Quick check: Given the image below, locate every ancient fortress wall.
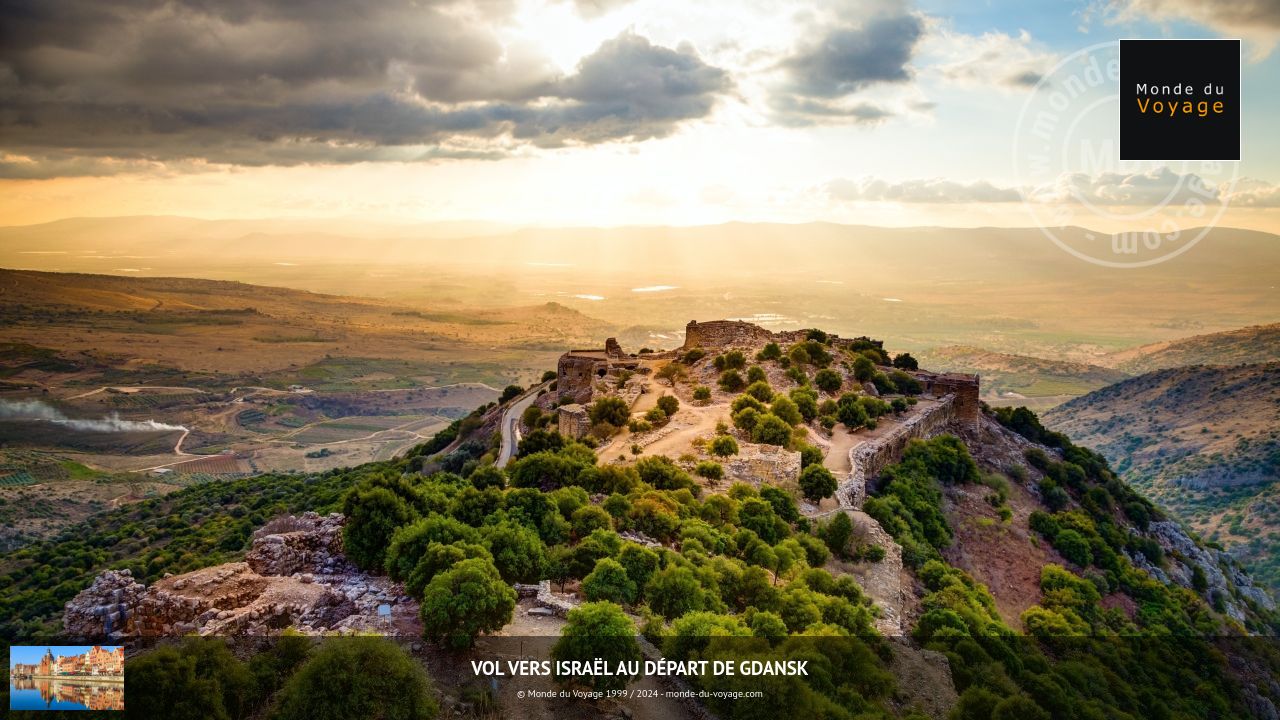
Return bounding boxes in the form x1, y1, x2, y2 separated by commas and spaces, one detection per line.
681, 320, 778, 350
836, 395, 958, 508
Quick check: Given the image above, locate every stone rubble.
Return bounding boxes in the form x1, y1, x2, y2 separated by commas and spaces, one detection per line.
64, 512, 417, 638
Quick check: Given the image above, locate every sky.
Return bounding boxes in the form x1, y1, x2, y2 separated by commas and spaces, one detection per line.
9, 646, 120, 667
2, 0, 1280, 231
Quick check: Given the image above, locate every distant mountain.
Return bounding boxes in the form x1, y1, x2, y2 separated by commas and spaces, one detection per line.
1045, 363, 1280, 593
919, 345, 1130, 409
1102, 323, 1280, 374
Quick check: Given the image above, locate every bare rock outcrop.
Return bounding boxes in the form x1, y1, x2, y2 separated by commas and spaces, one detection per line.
245, 512, 346, 576
64, 512, 417, 638
63, 569, 147, 640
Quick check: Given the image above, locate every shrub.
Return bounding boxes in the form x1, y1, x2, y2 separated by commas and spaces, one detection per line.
693, 385, 711, 401
656, 395, 680, 416
419, 558, 516, 649
770, 395, 803, 426
695, 461, 724, 481
635, 455, 696, 491
853, 356, 875, 382
892, 353, 918, 371
718, 370, 746, 392
745, 380, 775, 402
751, 413, 793, 446
710, 435, 739, 457
1053, 529, 1093, 567
758, 342, 782, 361
500, 385, 524, 403
269, 638, 439, 720
799, 464, 838, 502
644, 407, 668, 424
821, 512, 853, 557
128, 639, 257, 720
405, 542, 492, 599
747, 365, 768, 384
589, 397, 631, 427
552, 602, 642, 692
582, 558, 637, 604
814, 369, 843, 393
343, 487, 418, 573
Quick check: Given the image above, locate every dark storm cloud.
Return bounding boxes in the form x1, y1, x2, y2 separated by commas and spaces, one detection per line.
772, 9, 923, 124
782, 15, 923, 97
0, 1, 730, 177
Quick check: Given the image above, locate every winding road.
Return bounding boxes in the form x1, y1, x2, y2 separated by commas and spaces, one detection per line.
496, 382, 550, 468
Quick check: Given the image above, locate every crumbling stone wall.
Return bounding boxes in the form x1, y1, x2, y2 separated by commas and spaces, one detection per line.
64, 512, 415, 638
914, 372, 980, 427
837, 397, 958, 507
682, 320, 777, 350
556, 337, 639, 403
722, 443, 802, 493
556, 404, 590, 440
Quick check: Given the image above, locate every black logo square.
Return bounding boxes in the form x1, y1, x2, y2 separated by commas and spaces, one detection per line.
1120, 39, 1240, 161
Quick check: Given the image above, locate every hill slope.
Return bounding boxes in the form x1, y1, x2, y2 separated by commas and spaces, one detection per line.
919, 346, 1130, 409
1045, 363, 1280, 592
1103, 323, 1280, 373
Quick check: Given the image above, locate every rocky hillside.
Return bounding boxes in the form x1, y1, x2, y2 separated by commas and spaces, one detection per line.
919, 346, 1129, 408
1045, 363, 1280, 594
1104, 322, 1280, 374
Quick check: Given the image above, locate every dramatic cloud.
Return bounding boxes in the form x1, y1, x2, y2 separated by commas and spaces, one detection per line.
771, 7, 924, 124
0, 1, 730, 177
826, 177, 1021, 203
1091, 0, 1280, 56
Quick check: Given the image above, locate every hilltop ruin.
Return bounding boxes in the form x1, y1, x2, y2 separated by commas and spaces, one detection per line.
554, 319, 979, 428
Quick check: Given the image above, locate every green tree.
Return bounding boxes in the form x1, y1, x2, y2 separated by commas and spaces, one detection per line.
758, 342, 782, 361
656, 394, 680, 416
718, 369, 746, 392
128, 639, 257, 720
695, 460, 724, 481
483, 521, 547, 583
582, 557, 638, 604
571, 504, 613, 538
500, 385, 524, 403
710, 434, 739, 457
342, 486, 417, 573
745, 380, 775, 402
814, 369, 843, 394
589, 397, 631, 427
552, 602, 642, 692
468, 464, 506, 491
853, 356, 875, 382
1052, 529, 1093, 567
647, 565, 711, 619
419, 558, 516, 649
892, 353, 919, 370
770, 395, 803, 426
821, 512, 854, 557
799, 464, 838, 502
406, 542, 493, 599
751, 413, 793, 446
385, 514, 481, 581
269, 638, 439, 720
